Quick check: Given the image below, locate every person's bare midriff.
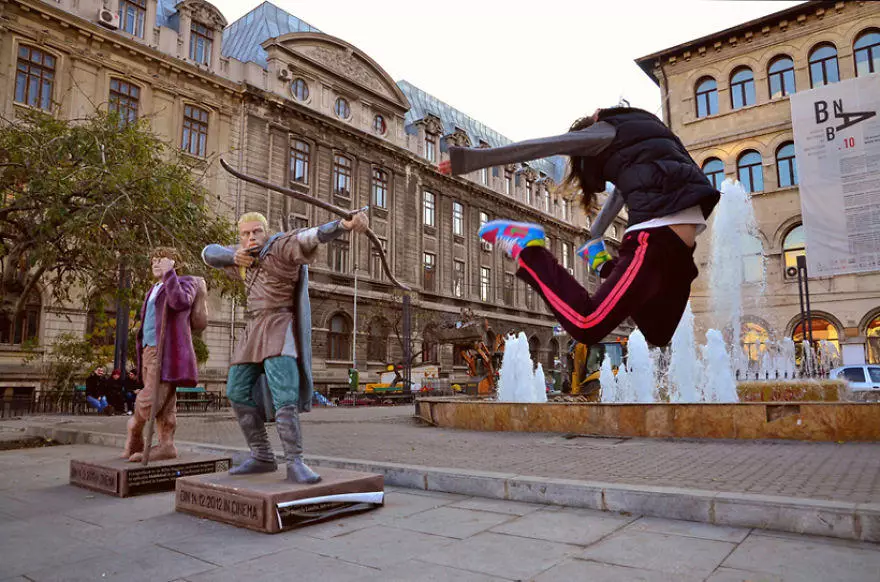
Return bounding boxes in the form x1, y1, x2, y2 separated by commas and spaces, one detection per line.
669, 223, 697, 248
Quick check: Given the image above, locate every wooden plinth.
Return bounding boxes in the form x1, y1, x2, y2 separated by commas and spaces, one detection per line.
69, 454, 231, 497
175, 467, 384, 533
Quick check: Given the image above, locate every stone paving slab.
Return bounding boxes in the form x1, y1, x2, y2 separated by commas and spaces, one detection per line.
1, 444, 880, 581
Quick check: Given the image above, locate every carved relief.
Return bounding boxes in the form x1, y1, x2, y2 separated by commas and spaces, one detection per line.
445, 127, 471, 147
293, 44, 392, 100
176, 0, 228, 29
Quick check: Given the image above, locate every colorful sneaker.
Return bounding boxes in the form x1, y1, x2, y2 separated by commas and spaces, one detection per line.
577, 238, 612, 273
479, 220, 545, 259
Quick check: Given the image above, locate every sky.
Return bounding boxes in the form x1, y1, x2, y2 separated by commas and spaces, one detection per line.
210, 0, 804, 141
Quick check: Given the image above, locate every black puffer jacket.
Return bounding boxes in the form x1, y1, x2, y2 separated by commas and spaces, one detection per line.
596, 108, 720, 225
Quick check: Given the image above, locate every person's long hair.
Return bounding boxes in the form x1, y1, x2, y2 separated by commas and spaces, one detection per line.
562, 115, 605, 213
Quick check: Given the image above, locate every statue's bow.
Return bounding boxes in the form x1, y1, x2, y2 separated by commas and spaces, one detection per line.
220, 158, 410, 291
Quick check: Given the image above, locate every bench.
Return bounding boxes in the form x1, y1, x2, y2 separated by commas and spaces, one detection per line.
175, 386, 215, 412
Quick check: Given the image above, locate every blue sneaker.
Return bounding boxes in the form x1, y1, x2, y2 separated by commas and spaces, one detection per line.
577, 238, 612, 273
478, 220, 545, 259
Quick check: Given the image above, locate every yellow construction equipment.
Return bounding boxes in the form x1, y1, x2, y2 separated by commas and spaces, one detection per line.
570, 340, 626, 400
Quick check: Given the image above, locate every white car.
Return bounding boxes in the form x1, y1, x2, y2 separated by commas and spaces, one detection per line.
829, 365, 880, 398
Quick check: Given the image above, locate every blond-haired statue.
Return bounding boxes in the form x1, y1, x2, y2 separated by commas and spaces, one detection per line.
203, 211, 367, 483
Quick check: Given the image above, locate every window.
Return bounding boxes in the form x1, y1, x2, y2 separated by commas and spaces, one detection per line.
480, 267, 491, 302
108, 78, 139, 126
367, 319, 388, 362
742, 235, 763, 284
423, 252, 436, 292
423, 191, 436, 227
503, 273, 514, 305
525, 180, 533, 205
290, 140, 310, 185
702, 158, 725, 189
328, 314, 351, 360
809, 44, 839, 87
372, 168, 388, 208
525, 285, 535, 310
504, 171, 512, 195
182, 105, 209, 157
452, 201, 464, 236
854, 29, 880, 77
372, 237, 387, 281
783, 225, 806, 278
871, 367, 880, 383
730, 67, 756, 109
868, 316, 880, 364
737, 150, 763, 193
329, 236, 349, 273
189, 22, 213, 66
14, 46, 55, 111
453, 260, 465, 297
543, 191, 550, 213
741, 321, 769, 366
562, 199, 571, 221
0, 291, 41, 345
793, 317, 839, 364
118, 0, 146, 37
479, 211, 491, 251
841, 367, 866, 383
291, 78, 309, 101
373, 115, 386, 135
768, 56, 796, 98
776, 143, 798, 188
334, 97, 351, 119
695, 77, 718, 118
333, 155, 352, 197
562, 242, 571, 271
425, 133, 437, 163
422, 327, 438, 363
480, 167, 489, 185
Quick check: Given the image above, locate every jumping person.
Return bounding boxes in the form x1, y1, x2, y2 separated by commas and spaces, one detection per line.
439, 106, 720, 347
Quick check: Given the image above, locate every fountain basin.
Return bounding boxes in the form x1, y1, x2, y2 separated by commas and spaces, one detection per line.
736, 380, 844, 402
416, 397, 880, 442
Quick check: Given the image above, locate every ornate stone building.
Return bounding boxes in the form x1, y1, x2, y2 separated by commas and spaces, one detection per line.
1, 0, 626, 395
636, 0, 880, 366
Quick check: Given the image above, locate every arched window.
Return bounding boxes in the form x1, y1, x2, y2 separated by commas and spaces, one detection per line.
0, 290, 41, 345
783, 225, 806, 278
421, 326, 438, 363
737, 150, 763, 193
695, 77, 718, 118
854, 29, 880, 77
373, 115, 386, 135
776, 142, 798, 188
809, 44, 839, 87
742, 235, 764, 284
528, 336, 540, 367
702, 158, 725, 189
867, 314, 880, 364
291, 78, 309, 101
741, 321, 770, 367
328, 314, 351, 361
334, 97, 351, 119
367, 318, 388, 362
792, 317, 840, 365
768, 56, 796, 98
547, 337, 560, 370
730, 67, 756, 109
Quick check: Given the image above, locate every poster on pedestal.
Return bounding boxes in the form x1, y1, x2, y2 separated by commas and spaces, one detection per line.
790, 74, 880, 277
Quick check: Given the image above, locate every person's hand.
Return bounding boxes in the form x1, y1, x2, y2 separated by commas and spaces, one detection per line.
134, 389, 141, 395
342, 211, 369, 233
233, 247, 257, 268
438, 160, 452, 175
156, 257, 175, 276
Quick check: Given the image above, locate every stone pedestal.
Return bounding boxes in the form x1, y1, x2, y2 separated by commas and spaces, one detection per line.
69, 454, 231, 497
175, 467, 384, 533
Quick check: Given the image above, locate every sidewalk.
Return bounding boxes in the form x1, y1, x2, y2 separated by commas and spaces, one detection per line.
3, 408, 880, 542
2, 443, 879, 581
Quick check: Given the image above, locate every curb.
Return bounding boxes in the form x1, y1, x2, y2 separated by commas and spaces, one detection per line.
25, 425, 880, 543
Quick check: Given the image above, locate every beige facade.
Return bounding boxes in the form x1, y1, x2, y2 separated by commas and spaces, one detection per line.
637, 0, 880, 366
0, 0, 626, 395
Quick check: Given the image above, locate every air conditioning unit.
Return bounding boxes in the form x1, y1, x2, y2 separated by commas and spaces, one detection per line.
97, 8, 119, 29
277, 68, 291, 81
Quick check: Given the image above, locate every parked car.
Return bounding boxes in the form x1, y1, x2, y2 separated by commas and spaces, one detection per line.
829, 365, 880, 399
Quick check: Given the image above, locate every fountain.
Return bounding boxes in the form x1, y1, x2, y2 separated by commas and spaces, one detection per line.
416, 181, 880, 441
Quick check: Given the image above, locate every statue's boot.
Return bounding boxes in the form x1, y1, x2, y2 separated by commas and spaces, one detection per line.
229, 403, 277, 475
275, 405, 321, 484
121, 412, 145, 459
148, 416, 178, 461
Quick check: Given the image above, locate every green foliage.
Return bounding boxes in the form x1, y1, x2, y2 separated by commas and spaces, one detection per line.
24, 332, 112, 393
192, 334, 210, 366
0, 109, 240, 322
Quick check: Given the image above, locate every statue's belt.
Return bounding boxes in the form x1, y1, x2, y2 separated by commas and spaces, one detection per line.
245, 306, 293, 319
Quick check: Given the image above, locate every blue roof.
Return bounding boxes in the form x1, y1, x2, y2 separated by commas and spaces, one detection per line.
397, 80, 566, 182
221, 2, 320, 68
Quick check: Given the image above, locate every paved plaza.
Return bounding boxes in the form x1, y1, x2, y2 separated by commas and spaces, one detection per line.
1, 442, 879, 582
